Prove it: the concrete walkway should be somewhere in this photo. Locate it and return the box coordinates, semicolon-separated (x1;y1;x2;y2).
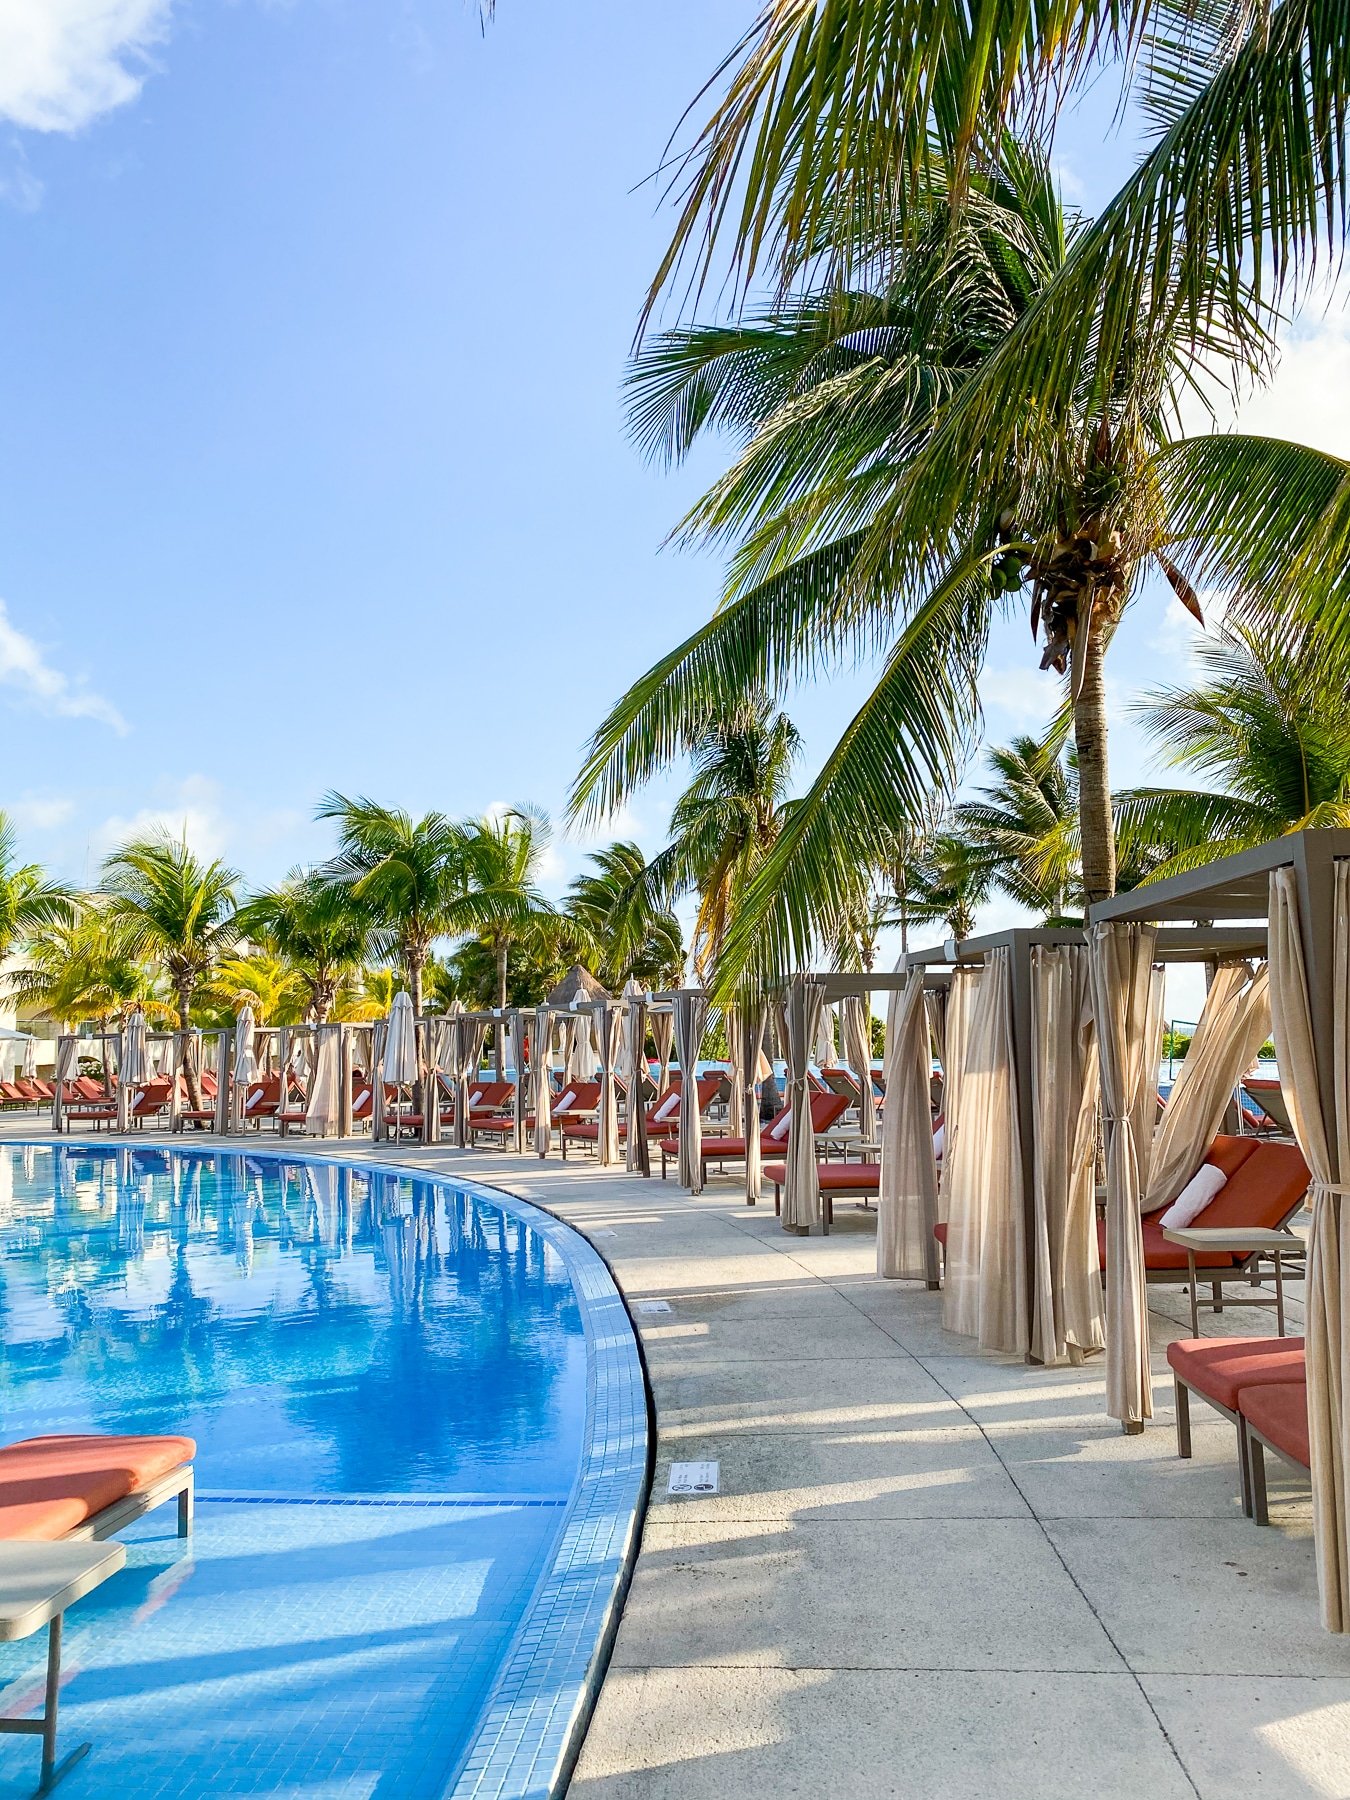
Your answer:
16;1125;1350;1796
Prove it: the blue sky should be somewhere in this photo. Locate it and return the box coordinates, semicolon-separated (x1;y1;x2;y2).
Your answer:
0;0;1347;957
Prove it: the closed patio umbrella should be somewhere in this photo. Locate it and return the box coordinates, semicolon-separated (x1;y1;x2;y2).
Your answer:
624;992;650;1176
20;1035;36;1081
383;991;418;1086
231;1005;259;1131
117;1009;148;1131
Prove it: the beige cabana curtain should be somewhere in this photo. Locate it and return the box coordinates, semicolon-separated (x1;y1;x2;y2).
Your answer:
739;1005;767;1205
507;1010;528;1153
597;1002;625;1166
814;1000;835;1066
1089;920;1162;1428
533;1006;554;1157
942;950;1027;1351
840;993;878;1144
453;1016;488;1150
1029;945;1102;1365
625;996;650;1176
651;1009;674;1095
725;1007;745;1143
306;1026;342;1138
937;967;979;1225
1142;959;1271;1210
878;968;940;1283
781;977;826;1232
673;991;709;1190
1269;862;1350;1631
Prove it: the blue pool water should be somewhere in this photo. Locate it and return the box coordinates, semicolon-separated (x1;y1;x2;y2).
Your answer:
0;1143;646;1800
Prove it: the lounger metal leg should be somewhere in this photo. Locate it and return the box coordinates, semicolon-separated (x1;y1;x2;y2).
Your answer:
1247;1427;1270;1525
0;1613;93;1796
1237;1419;1253;1517
178;1474;194;1537
1212;1279;1223;1315
1174;1378;1191;1459
1186;1252;1199;1337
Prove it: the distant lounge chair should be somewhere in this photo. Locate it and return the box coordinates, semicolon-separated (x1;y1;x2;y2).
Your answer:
561;1075;723;1153
1242;1076;1297;1137
656;1089;850;1181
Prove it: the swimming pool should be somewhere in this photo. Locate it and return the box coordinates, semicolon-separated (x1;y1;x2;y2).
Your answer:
0;1143;647;1799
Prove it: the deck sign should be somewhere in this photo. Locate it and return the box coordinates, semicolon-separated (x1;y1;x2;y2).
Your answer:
667;1460;719;1495
636;1299;672;1315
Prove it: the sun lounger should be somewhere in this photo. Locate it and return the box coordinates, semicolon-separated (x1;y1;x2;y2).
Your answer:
1166;1334;1306;1512
0;1433;195;1545
764;1158;879;1229
1242;1077;1296;1137
1239;1381;1310;1524
0;1082;29;1110
656;1090;850;1180
1096;1137;1309;1318
560;1075;724;1153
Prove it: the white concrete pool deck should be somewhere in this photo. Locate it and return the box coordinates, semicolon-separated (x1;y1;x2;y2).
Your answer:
18;1123;1350;1798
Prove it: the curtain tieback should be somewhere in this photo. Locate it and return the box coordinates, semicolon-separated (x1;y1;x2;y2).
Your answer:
1310;1180;1350;1196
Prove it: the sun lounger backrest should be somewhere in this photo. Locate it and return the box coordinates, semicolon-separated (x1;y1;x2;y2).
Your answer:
555;1081;600;1114
807;1090;850;1133
694;1075;723;1112
1197;1139;1310;1233
764;1106;793;1143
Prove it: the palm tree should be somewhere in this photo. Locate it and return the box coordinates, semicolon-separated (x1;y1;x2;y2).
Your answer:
8;904;166;1034
450;809;557;1012
1117;616;1350;878
0;812;72;962
101;833;240;1109
237;871;369;1023
563;841;686;991
575;139;1348;993
623;693;800;984
200;952;309;1027
333;965;400;1022
956;729;1079;922
317;795;468;1016
887;835;991;945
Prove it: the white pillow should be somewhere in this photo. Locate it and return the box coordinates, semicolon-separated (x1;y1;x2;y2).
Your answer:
766;1108;793;1142
1159;1162;1227;1229
555;1088;577;1112
652;1091;681;1123
932;1123;945;1161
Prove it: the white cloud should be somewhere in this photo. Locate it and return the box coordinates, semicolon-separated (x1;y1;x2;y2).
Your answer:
8;795;74;831
0;600;127;732
977;662;1062;732
0;0;172;133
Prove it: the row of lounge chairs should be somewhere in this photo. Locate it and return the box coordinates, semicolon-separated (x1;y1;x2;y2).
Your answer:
1169;1334;1310;1523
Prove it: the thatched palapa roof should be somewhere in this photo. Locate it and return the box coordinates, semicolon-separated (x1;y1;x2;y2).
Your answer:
546;964;609;1007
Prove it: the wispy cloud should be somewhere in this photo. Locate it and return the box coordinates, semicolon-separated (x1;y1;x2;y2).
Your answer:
977;663;1062;732
0;600;127;732
0;0;172;134
8;795;75;831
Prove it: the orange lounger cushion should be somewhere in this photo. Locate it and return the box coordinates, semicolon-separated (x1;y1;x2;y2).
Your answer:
764;1160;880;1192
1238;1381;1310;1468
0;1433;196;1541
1166;1337;1305;1413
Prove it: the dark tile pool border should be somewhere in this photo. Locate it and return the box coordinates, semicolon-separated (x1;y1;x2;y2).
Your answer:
18;1139;651;1800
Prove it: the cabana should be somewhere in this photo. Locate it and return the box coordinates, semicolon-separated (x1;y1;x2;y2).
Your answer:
1088;828;1347;1632
899;924;1271;1364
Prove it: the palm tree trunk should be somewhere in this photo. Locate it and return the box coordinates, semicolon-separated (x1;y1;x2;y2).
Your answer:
1073;623;1117;907
496;937;509;1011
406;949;424;1018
